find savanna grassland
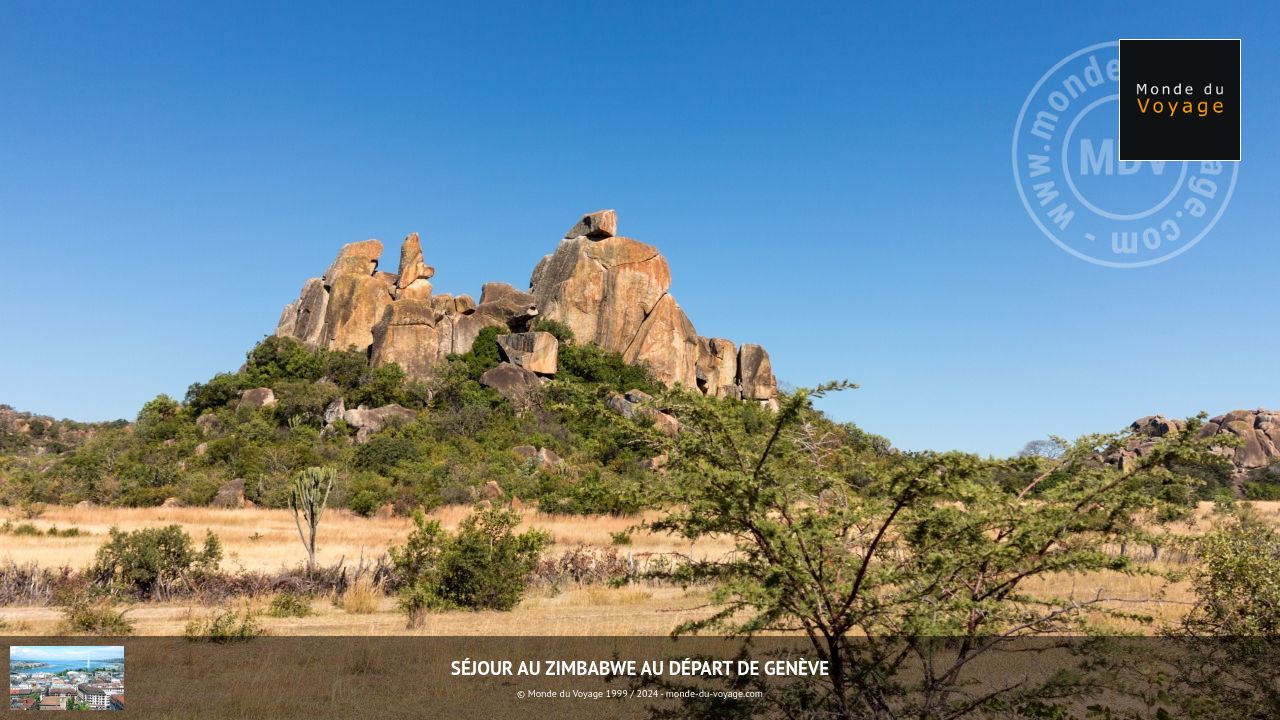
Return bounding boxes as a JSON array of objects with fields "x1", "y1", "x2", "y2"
[
  {"x1": 0, "y1": 504, "x2": 721, "y2": 636},
  {"x1": 2, "y1": 501, "x2": 1276, "y2": 636},
  {"x1": 2, "y1": 332, "x2": 1278, "y2": 644}
]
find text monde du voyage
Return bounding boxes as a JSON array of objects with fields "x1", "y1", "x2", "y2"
[{"x1": 1134, "y1": 82, "x2": 1228, "y2": 118}]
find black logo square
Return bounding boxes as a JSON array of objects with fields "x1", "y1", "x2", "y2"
[{"x1": 1119, "y1": 39, "x2": 1240, "y2": 161}]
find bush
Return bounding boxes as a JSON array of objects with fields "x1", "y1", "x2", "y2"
[
  {"x1": 348, "y1": 363, "x2": 408, "y2": 408},
  {"x1": 346, "y1": 472, "x2": 395, "y2": 516},
  {"x1": 272, "y1": 379, "x2": 341, "y2": 426},
  {"x1": 135, "y1": 395, "x2": 185, "y2": 443},
  {"x1": 1185, "y1": 505, "x2": 1280, "y2": 635},
  {"x1": 531, "y1": 469, "x2": 650, "y2": 516},
  {"x1": 353, "y1": 434, "x2": 422, "y2": 473},
  {"x1": 556, "y1": 343, "x2": 661, "y2": 394},
  {"x1": 435, "y1": 509, "x2": 548, "y2": 610},
  {"x1": 469, "y1": 326, "x2": 508, "y2": 366},
  {"x1": 184, "y1": 608, "x2": 264, "y2": 643},
  {"x1": 267, "y1": 591, "x2": 313, "y2": 618},
  {"x1": 531, "y1": 318, "x2": 575, "y2": 345},
  {"x1": 92, "y1": 525, "x2": 222, "y2": 598},
  {"x1": 59, "y1": 590, "x2": 134, "y2": 635},
  {"x1": 390, "y1": 509, "x2": 549, "y2": 626},
  {"x1": 185, "y1": 373, "x2": 246, "y2": 415},
  {"x1": 322, "y1": 348, "x2": 371, "y2": 391},
  {"x1": 243, "y1": 336, "x2": 323, "y2": 384},
  {"x1": 444, "y1": 325, "x2": 509, "y2": 384}
]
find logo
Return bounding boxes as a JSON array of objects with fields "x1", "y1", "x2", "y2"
[
  {"x1": 1119, "y1": 39, "x2": 1240, "y2": 161},
  {"x1": 1012, "y1": 42, "x2": 1238, "y2": 268}
]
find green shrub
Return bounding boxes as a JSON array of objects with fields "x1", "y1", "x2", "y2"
[
  {"x1": 346, "y1": 472, "x2": 394, "y2": 516},
  {"x1": 532, "y1": 469, "x2": 650, "y2": 516},
  {"x1": 243, "y1": 336, "x2": 323, "y2": 384},
  {"x1": 58, "y1": 590, "x2": 134, "y2": 636},
  {"x1": 12, "y1": 523, "x2": 41, "y2": 536},
  {"x1": 531, "y1": 318, "x2": 575, "y2": 345},
  {"x1": 353, "y1": 434, "x2": 422, "y2": 473},
  {"x1": 1185, "y1": 505, "x2": 1280, "y2": 635},
  {"x1": 135, "y1": 395, "x2": 185, "y2": 443},
  {"x1": 444, "y1": 325, "x2": 509, "y2": 384},
  {"x1": 184, "y1": 373, "x2": 246, "y2": 415},
  {"x1": 1241, "y1": 466, "x2": 1280, "y2": 501},
  {"x1": 390, "y1": 509, "x2": 550, "y2": 626},
  {"x1": 272, "y1": 379, "x2": 341, "y2": 426},
  {"x1": 322, "y1": 348, "x2": 371, "y2": 391},
  {"x1": 435, "y1": 509, "x2": 548, "y2": 610},
  {"x1": 348, "y1": 363, "x2": 408, "y2": 408},
  {"x1": 470, "y1": 325, "x2": 508, "y2": 366},
  {"x1": 92, "y1": 525, "x2": 222, "y2": 597},
  {"x1": 556, "y1": 343, "x2": 661, "y2": 394},
  {"x1": 185, "y1": 608, "x2": 263, "y2": 643},
  {"x1": 267, "y1": 592, "x2": 313, "y2": 618}
]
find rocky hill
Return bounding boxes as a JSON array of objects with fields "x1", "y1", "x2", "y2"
[
  {"x1": 1113, "y1": 409, "x2": 1280, "y2": 495},
  {"x1": 0, "y1": 406, "x2": 107, "y2": 456},
  {"x1": 274, "y1": 210, "x2": 779, "y2": 409}
]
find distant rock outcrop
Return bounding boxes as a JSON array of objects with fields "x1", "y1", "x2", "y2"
[
  {"x1": 275, "y1": 210, "x2": 778, "y2": 406},
  {"x1": 0, "y1": 406, "x2": 99, "y2": 456},
  {"x1": 1114, "y1": 409, "x2": 1280, "y2": 482}
]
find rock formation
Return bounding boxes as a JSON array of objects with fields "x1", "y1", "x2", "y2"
[
  {"x1": 606, "y1": 389, "x2": 680, "y2": 437},
  {"x1": 480, "y1": 363, "x2": 543, "y2": 411},
  {"x1": 1113, "y1": 409, "x2": 1280, "y2": 481},
  {"x1": 396, "y1": 232, "x2": 435, "y2": 299},
  {"x1": 1200, "y1": 409, "x2": 1280, "y2": 471},
  {"x1": 512, "y1": 445, "x2": 563, "y2": 469},
  {"x1": 275, "y1": 212, "x2": 779, "y2": 406},
  {"x1": 496, "y1": 332, "x2": 558, "y2": 374},
  {"x1": 212, "y1": 478, "x2": 247, "y2": 508},
  {"x1": 237, "y1": 388, "x2": 277, "y2": 410},
  {"x1": 564, "y1": 209, "x2": 618, "y2": 239},
  {"x1": 341, "y1": 403, "x2": 416, "y2": 443}
]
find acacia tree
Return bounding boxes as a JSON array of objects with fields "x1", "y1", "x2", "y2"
[
  {"x1": 290, "y1": 466, "x2": 335, "y2": 570},
  {"x1": 648, "y1": 384, "x2": 1229, "y2": 719}
]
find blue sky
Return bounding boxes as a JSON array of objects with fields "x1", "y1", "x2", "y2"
[
  {"x1": 11, "y1": 646, "x2": 124, "y2": 662},
  {"x1": 0, "y1": 1, "x2": 1275, "y2": 456}
]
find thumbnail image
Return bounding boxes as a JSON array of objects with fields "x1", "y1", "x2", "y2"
[{"x1": 9, "y1": 646, "x2": 124, "y2": 711}]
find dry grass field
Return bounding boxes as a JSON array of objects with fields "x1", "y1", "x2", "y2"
[{"x1": 1, "y1": 502, "x2": 1277, "y2": 636}]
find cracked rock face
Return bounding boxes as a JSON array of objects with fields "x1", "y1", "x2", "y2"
[
  {"x1": 496, "y1": 331, "x2": 558, "y2": 375},
  {"x1": 369, "y1": 299, "x2": 450, "y2": 381},
  {"x1": 273, "y1": 213, "x2": 779, "y2": 406},
  {"x1": 1198, "y1": 409, "x2": 1280, "y2": 472},
  {"x1": 530, "y1": 234, "x2": 700, "y2": 389},
  {"x1": 697, "y1": 337, "x2": 740, "y2": 399}
]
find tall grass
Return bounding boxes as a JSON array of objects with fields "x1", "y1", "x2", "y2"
[{"x1": 338, "y1": 577, "x2": 380, "y2": 614}]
